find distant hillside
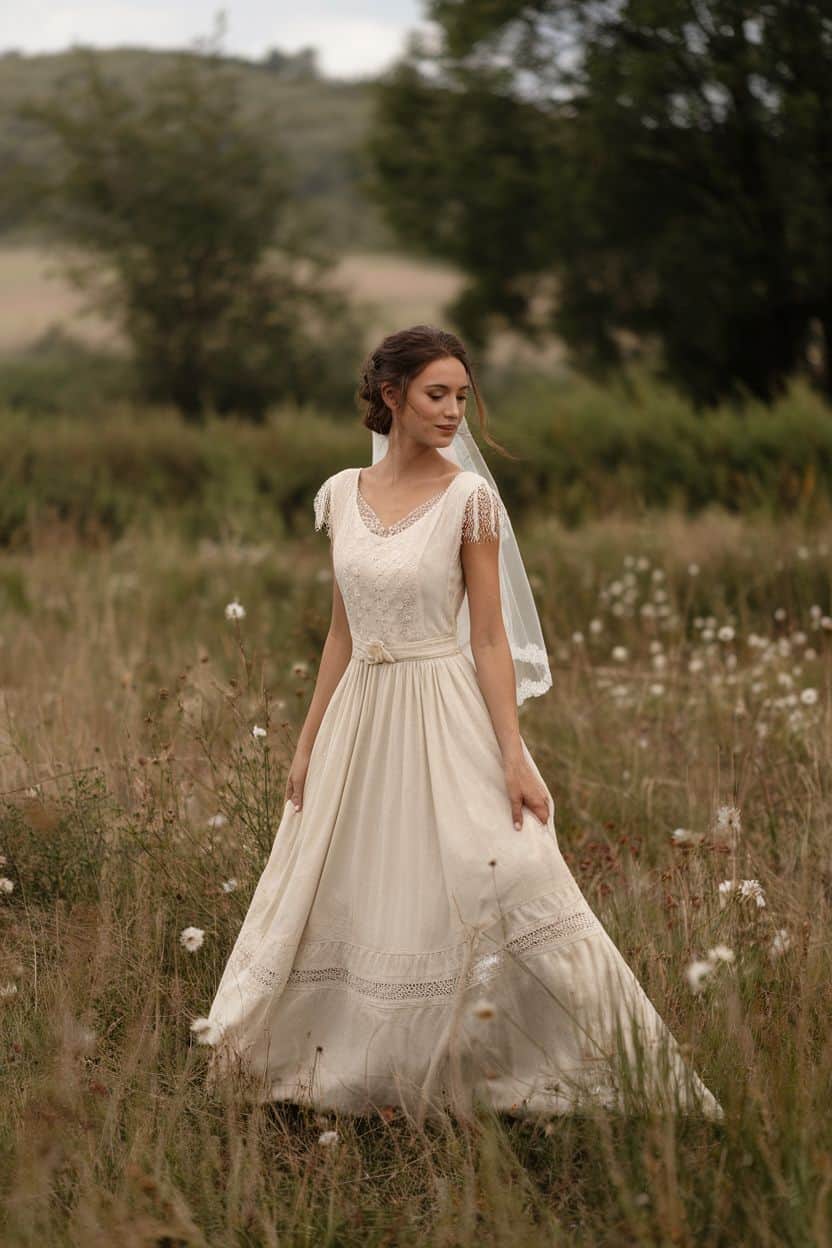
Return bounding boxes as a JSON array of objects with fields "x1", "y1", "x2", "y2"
[{"x1": 0, "y1": 47, "x2": 394, "y2": 250}]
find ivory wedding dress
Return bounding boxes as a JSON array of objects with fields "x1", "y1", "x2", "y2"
[{"x1": 202, "y1": 466, "x2": 723, "y2": 1123}]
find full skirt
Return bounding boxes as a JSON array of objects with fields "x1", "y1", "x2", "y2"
[{"x1": 205, "y1": 651, "x2": 723, "y2": 1124}]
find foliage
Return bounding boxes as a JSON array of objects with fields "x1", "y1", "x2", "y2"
[
  {"x1": 1, "y1": 367, "x2": 831, "y2": 549},
  {"x1": 0, "y1": 47, "x2": 384, "y2": 249},
  {"x1": 0, "y1": 328, "x2": 136, "y2": 416},
  {"x1": 368, "y1": 1, "x2": 832, "y2": 406},
  {"x1": 17, "y1": 48, "x2": 365, "y2": 420}
]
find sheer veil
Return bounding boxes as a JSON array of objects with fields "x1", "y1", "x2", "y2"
[{"x1": 370, "y1": 416, "x2": 552, "y2": 705}]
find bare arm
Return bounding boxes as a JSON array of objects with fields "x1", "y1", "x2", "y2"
[
  {"x1": 285, "y1": 551, "x2": 352, "y2": 811},
  {"x1": 462, "y1": 528, "x2": 551, "y2": 831}
]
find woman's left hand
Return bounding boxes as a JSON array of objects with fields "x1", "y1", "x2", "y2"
[{"x1": 502, "y1": 755, "x2": 552, "y2": 830}]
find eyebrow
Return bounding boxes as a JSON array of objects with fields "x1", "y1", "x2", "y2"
[{"x1": 425, "y1": 383, "x2": 469, "y2": 390}]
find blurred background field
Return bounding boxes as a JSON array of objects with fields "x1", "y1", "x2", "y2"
[{"x1": 1, "y1": 7, "x2": 832, "y2": 1245}]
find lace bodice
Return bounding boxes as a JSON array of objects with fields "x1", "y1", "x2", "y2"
[{"x1": 313, "y1": 467, "x2": 506, "y2": 647}]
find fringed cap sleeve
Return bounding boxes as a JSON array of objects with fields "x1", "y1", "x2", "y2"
[
  {"x1": 313, "y1": 475, "x2": 334, "y2": 540},
  {"x1": 460, "y1": 478, "x2": 506, "y2": 545}
]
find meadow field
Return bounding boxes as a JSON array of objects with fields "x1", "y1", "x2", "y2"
[
  {"x1": 0, "y1": 451, "x2": 830, "y2": 1241},
  {"x1": 1, "y1": 219, "x2": 831, "y2": 1246}
]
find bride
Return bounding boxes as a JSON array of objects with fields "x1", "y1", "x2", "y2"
[{"x1": 196, "y1": 324, "x2": 723, "y2": 1126}]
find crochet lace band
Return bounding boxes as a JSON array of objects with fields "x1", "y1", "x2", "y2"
[{"x1": 223, "y1": 900, "x2": 604, "y2": 1007}]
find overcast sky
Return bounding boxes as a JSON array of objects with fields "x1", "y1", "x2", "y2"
[{"x1": 3, "y1": 1, "x2": 431, "y2": 79}]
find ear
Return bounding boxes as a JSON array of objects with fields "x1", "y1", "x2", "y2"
[{"x1": 379, "y1": 381, "x2": 397, "y2": 410}]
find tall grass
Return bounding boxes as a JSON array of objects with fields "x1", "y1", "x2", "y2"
[{"x1": 0, "y1": 498, "x2": 830, "y2": 1242}]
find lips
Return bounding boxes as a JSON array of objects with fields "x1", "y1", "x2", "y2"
[{"x1": 438, "y1": 425, "x2": 457, "y2": 433}]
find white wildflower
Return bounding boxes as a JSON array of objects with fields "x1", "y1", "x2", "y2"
[
  {"x1": 718, "y1": 880, "x2": 736, "y2": 907},
  {"x1": 252, "y1": 725, "x2": 267, "y2": 739},
  {"x1": 180, "y1": 926, "x2": 205, "y2": 952},
  {"x1": 190, "y1": 1017, "x2": 219, "y2": 1044},
  {"x1": 717, "y1": 625, "x2": 735, "y2": 642},
  {"x1": 224, "y1": 599, "x2": 246, "y2": 620},
  {"x1": 671, "y1": 827, "x2": 704, "y2": 846},
  {"x1": 318, "y1": 1130, "x2": 340, "y2": 1146},
  {"x1": 739, "y1": 879, "x2": 766, "y2": 908},
  {"x1": 589, "y1": 618, "x2": 603, "y2": 634},
  {"x1": 571, "y1": 631, "x2": 584, "y2": 645},
  {"x1": 769, "y1": 928, "x2": 792, "y2": 958},
  {"x1": 685, "y1": 959, "x2": 715, "y2": 993},
  {"x1": 0, "y1": 877, "x2": 14, "y2": 895},
  {"x1": 207, "y1": 813, "x2": 228, "y2": 829},
  {"x1": 706, "y1": 944, "x2": 735, "y2": 964},
  {"x1": 220, "y1": 878, "x2": 238, "y2": 893},
  {"x1": 688, "y1": 562, "x2": 700, "y2": 576},
  {"x1": 0, "y1": 981, "x2": 18, "y2": 998},
  {"x1": 612, "y1": 645, "x2": 628, "y2": 662},
  {"x1": 800, "y1": 687, "x2": 818, "y2": 705},
  {"x1": 713, "y1": 805, "x2": 742, "y2": 840}
]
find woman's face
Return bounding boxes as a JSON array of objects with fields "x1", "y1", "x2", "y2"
[{"x1": 383, "y1": 356, "x2": 469, "y2": 447}]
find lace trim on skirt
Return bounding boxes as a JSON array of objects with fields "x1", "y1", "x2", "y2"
[{"x1": 225, "y1": 905, "x2": 603, "y2": 1004}]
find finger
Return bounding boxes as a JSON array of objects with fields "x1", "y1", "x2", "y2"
[{"x1": 511, "y1": 796, "x2": 523, "y2": 830}]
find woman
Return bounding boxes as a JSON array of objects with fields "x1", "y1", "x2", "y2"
[{"x1": 198, "y1": 325, "x2": 723, "y2": 1125}]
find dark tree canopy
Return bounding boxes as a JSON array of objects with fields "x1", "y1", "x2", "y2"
[{"x1": 367, "y1": 1, "x2": 832, "y2": 407}]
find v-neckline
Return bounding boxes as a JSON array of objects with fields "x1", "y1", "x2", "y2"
[{"x1": 354, "y1": 467, "x2": 464, "y2": 538}]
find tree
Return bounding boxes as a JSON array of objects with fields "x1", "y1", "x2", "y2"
[
  {"x1": 367, "y1": 2, "x2": 832, "y2": 407},
  {"x1": 21, "y1": 47, "x2": 362, "y2": 420}
]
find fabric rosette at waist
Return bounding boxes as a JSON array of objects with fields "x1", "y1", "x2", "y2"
[{"x1": 351, "y1": 631, "x2": 461, "y2": 665}]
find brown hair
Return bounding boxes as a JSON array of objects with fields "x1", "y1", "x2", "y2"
[{"x1": 357, "y1": 325, "x2": 516, "y2": 461}]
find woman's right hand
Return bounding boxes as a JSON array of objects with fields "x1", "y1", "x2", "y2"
[{"x1": 284, "y1": 746, "x2": 311, "y2": 813}]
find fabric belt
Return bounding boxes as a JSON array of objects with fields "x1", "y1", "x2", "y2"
[{"x1": 351, "y1": 631, "x2": 461, "y2": 664}]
